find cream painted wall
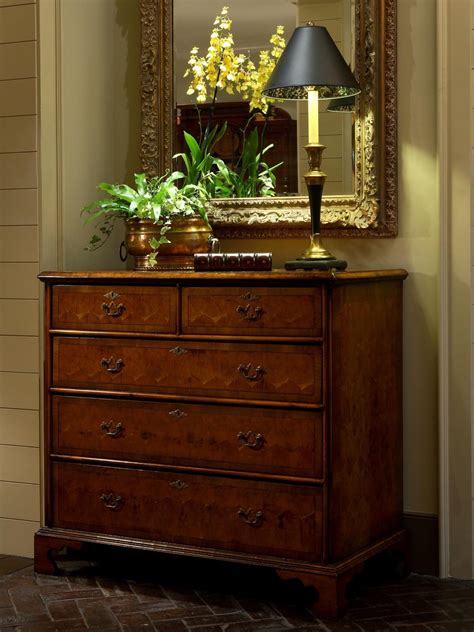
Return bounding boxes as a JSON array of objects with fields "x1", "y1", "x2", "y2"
[
  {"x1": 436, "y1": 0, "x2": 471, "y2": 579},
  {"x1": 471, "y1": 0, "x2": 474, "y2": 579},
  {"x1": 445, "y1": 0, "x2": 472, "y2": 577},
  {"x1": 59, "y1": 0, "x2": 140, "y2": 270}
]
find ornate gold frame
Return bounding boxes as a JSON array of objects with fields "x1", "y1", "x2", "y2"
[{"x1": 140, "y1": 0, "x2": 397, "y2": 239}]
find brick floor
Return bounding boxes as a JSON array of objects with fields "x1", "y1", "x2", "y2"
[{"x1": 0, "y1": 552, "x2": 473, "y2": 631}]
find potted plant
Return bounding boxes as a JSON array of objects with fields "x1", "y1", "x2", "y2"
[{"x1": 82, "y1": 171, "x2": 213, "y2": 270}]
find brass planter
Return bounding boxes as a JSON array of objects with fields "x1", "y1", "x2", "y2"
[{"x1": 124, "y1": 217, "x2": 213, "y2": 271}]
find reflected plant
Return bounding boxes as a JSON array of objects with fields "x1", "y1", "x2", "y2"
[
  {"x1": 212, "y1": 128, "x2": 282, "y2": 198},
  {"x1": 181, "y1": 6, "x2": 286, "y2": 198},
  {"x1": 173, "y1": 125, "x2": 228, "y2": 189}
]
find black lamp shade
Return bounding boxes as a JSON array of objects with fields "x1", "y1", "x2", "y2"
[
  {"x1": 327, "y1": 95, "x2": 356, "y2": 112},
  {"x1": 263, "y1": 24, "x2": 360, "y2": 100}
]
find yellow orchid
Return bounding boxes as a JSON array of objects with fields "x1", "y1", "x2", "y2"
[
  {"x1": 184, "y1": 7, "x2": 285, "y2": 114},
  {"x1": 240, "y1": 25, "x2": 287, "y2": 112}
]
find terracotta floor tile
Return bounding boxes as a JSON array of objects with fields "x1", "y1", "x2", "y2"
[
  {"x1": 0, "y1": 606, "x2": 17, "y2": 626},
  {"x1": 153, "y1": 622, "x2": 189, "y2": 632},
  {"x1": 184, "y1": 611, "x2": 251, "y2": 627},
  {"x1": 187, "y1": 626, "x2": 225, "y2": 632},
  {"x1": 430, "y1": 622, "x2": 474, "y2": 632},
  {"x1": 0, "y1": 555, "x2": 473, "y2": 630},
  {"x1": 46, "y1": 599, "x2": 83, "y2": 621},
  {"x1": 79, "y1": 601, "x2": 120, "y2": 628},
  {"x1": 197, "y1": 589, "x2": 241, "y2": 614},
  {"x1": 147, "y1": 604, "x2": 215, "y2": 621}
]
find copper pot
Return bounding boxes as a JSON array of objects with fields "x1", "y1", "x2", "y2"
[{"x1": 124, "y1": 217, "x2": 213, "y2": 270}]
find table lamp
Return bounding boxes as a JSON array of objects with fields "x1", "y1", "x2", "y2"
[
  {"x1": 263, "y1": 23, "x2": 360, "y2": 270},
  {"x1": 327, "y1": 95, "x2": 356, "y2": 112}
]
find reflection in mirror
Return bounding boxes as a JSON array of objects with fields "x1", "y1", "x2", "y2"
[
  {"x1": 173, "y1": 0, "x2": 356, "y2": 197},
  {"x1": 140, "y1": 0, "x2": 397, "y2": 237}
]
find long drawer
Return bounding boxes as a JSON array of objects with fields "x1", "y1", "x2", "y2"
[
  {"x1": 182, "y1": 286, "x2": 323, "y2": 338},
  {"x1": 52, "y1": 338, "x2": 322, "y2": 403},
  {"x1": 52, "y1": 462, "x2": 323, "y2": 561},
  {"x1": 52, "y1": 285, "x2": 177, "y2": 333},
  {"x1": 51, "y1": 396, "x2": 323, "y2": 479}
]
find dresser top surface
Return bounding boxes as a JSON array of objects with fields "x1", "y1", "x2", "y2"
[{"x1": 39, "y1": 268, "x2": 408, "y2": 285}]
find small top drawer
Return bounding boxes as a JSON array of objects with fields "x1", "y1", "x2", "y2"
[
  {"x1": 52, "y1": 285, "x2": 177, "y2": 333},
  {"x1": 182, "y1": 286, "x2": 323, "y2": 337}
]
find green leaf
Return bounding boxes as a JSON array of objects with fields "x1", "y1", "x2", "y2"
[
  {"x1": 183, "y1": 131, "x2": 202, "y2": 163},
  {"x1": 134, "y1": 173, "x2": 147, "y2": 195}
]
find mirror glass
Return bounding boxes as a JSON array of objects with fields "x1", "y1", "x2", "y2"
[
  {"x1": 173, "y1": 0, "x2": 356, "y2": 197},
  {"x1": 140, "y1": 0, "x2": 397, "y2": 237}
]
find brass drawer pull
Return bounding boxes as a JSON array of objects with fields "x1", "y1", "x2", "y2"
[
  {"x1": 236, "y1": 304, "x2": 263, "y2": 321},
  {"x1": 169, "y1": 346, "x2": 188, "y2": 356},
  {"x1": 240, "y1": 292, "x2": 260, "y2": 301},
  {"x1": 169, "y1": 479, "x2": 188, "y2": 490},
  {"x1": 100, "y1": 421, "x2": 123, "y2": 438},
  {"x1": 169, "y1": 409, "x2": 187, "y2": 419},
  {"x1": 238, "y1": 363, "x2": 265, "y2": 382},
  {"x1": 237, "y1": 431, "x2": 264, "y2": 450},
  {"x1": 238, "y1": 508, "x2": 264, "y2": 527},
  {"x1": 100, "y1": 493, "x2": 123, "y2": 511},
  {"x1": 101, "y1": 301, "x2": 126, "y2": 318},
  {"x1": 101, "y1": 357, "x2": 124, "y2": 374}
]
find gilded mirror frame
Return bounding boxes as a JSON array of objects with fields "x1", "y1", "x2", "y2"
[{"x1": 140, "y1": 0, "x2": 397, "y2": 238}]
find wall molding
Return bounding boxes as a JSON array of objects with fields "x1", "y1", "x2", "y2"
[
  {"x1": 37, "y1": 0, "x2": 62, "y2": 271},
  {"x1": 437, "y1": 0, "x2": 450, "y2": 580},
  {"x1": 437, "y1": 0, "x2": 473, "y2": 580},
  {"x1": 403, "y1": 512, "x2": 439, "y2": 577}
]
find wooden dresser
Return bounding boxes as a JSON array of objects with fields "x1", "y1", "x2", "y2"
[{"x1": 36, "y1": 269, "x2": 407, "y2": 617}]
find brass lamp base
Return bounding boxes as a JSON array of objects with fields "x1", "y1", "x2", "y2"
[
  {"x1": 285, "y1": 143, "x2": 347, "y2": 270},
  {"x1": 284, "y1": 144, "x2": 347, "y2": 272},
  {"x1": 285, "y1": 234, "x2": 347, "y2": 271},
  {"x1": 301, "y1": 233, "x2": 333, "y2": 259}
]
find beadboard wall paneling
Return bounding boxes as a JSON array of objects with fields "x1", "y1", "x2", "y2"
[
  {"x1": 0, "y1": 481, "x2": 39, "y2": 521},
  {"x1": 0, "y1": 78, "x2": 36, "y2": 116},
  {"x1": 0, "y1": 299, "x2": 39, "y2": 335},
  {"x1": 0, "y1": 372, "x2": 39, "y2": 410},
  {"x1": 0, "y1": 408, "x2": 39, "y2": 446},
  {"x1": 0, "y1": 336, "x2": 38, "y2": 372},
  {"x1": 0, "y1": 518, "x2": 39, "y2": 558},
  {"x1": 0, "y1": 263, "x2": 39, "y2": 298},
  {"x1": 0, "y1": 0, "x2": 35, "y2": 5},
  {"x1": 0, "y1": 189, "x2": 38, "y2": 225},
  {"x1": 0, "y1": 41, "x2": 36, "y2": 81},
  {"x1": 0, "y1": 0, "x2": 39, "y2": 558},
  {"x1": 0, "y1": 4, "x2": 36, "y2": 44},
  {"x1": 0, "y1": 152, "x2": 37, "y2": 189},
  {"x1": 0, "y1": 0, "x2": 35, "y2": 6},
  {"x1": 0, "y1": 115, "x2": 37, "y2": 153},
  {"x1": 0, "y1": 226, "x2": 38, "y2": 261},
  {"x1": 0, "y1": 445, "x2": 39, "y2": 483}
]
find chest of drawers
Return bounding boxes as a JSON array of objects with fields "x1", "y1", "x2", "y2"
[{"x1": 35, "y1": 269, "x2": 407, "y2": 617}]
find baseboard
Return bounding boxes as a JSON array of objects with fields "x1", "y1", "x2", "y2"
[{"x1": 403, "y1": 512, "x2": 439, "y2": 576}]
